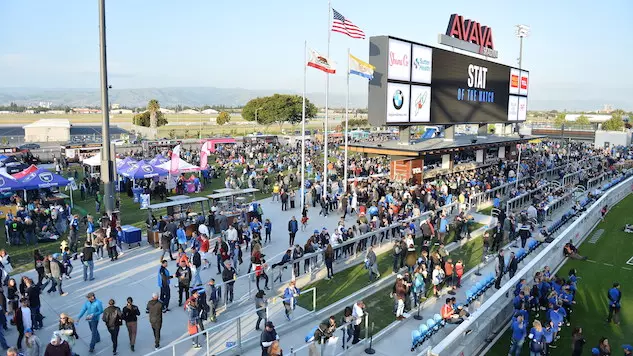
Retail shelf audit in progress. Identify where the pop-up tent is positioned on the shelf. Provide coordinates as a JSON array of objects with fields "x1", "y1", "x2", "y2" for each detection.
[
  {"x1": 12, "y1": 165, "x2": 38, "y2": 179},
  {"x1": 148, "y1": 154, "x2": 169, "y2": 166},
  {"x1": 119, "y1": 160, "x2": 169, "y2": 179},
  {"x1": 17, "y1": 168, "x2": 70, "y2": 190},
  {"x1": 82, "y1": 153, "x2": 101, "y2": 167},
  {"x1": 157, "y1": 158, "x2": 200, "y2": 174},
  {"x1": 0, "y1": 175, "x2": 25, "y2": 192}
]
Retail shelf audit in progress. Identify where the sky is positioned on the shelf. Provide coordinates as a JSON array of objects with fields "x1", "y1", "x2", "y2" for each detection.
[{"x1": 0, "y1": 0, "x2": 632, "y2": 108}]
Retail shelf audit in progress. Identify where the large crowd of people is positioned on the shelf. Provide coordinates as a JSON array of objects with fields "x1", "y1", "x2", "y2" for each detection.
[{"x1": 0, "y1": 137, "x2": 630, "y2": 356}]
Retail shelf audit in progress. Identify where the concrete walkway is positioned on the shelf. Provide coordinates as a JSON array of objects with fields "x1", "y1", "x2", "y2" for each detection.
[{"x1": 5, "y1": 195, "x2": 349, "y2": 356}]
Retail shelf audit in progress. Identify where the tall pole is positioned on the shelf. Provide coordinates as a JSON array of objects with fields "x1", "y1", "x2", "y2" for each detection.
[
  {"x1": 301, "y1": 40, "x2": 307, "y2": 209},
  {"x1": 343, "y1": 48, "x2": 350, "y2": 193},
  {"x1": 323, "y1": 0, "x2": 331, "y2": 197},
  {"x1": 98, "y1": 0, "x2": 115, "y2": 215},
  {"x1": 518, "y1": 36, "x2": 523, "y2": 69},
  {"x1": 515, "y1": 143, "x2": 521, "y2": 190}
]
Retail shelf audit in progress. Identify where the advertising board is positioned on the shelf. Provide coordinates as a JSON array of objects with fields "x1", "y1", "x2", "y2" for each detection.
[{"x1": 367, "y1": 35, "x2": 530, "y2": 126}]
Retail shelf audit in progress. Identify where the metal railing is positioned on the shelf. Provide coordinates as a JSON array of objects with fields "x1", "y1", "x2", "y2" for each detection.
[
  {"x1": 145, "y1": 287, "x2": 317, "y2": 356},
  {"x1": 505, "y1": 182, "x2": 551, "y2": 214},
  {"x1": 287, "y1": 312, "x2": 370, "y2": 356}
]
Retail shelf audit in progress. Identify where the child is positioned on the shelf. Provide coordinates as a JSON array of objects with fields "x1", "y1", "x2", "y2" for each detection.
[
  {"x1": 62, "y1": 247, "x2": 73, "y2": 279},
  {"x1": 264, "y1": 219, "x2": 272, "y2": 244}
]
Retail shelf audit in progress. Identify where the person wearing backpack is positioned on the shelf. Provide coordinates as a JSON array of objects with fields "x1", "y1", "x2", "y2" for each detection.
[
  {"x1": 102, "y1": 299, "x2": 123, "y2": 355},
  {"x1": 527, "y1": 320, "x2": 546, "y2": 356}
]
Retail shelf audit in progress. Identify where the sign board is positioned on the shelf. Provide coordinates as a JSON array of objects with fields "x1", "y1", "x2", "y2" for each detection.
[
  {"x1": 439, "y1": 14, "x2": 498, "y2": 58},
  {"x1": 368, "y1": 35, "x2": 529, "y2": 126}
]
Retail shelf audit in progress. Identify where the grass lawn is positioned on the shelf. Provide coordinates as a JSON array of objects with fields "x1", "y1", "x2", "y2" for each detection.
[
  {"x1": 477, "y1": 205, "x2": 494, "y2": 215},
  {"x1": 487, "y1": 195, "x2": 633, "y2": 355}
]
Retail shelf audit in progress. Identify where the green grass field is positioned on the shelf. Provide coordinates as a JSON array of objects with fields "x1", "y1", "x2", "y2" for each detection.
[{"x1": 487, "y1": 195, "x2": 633, "y2": 355}]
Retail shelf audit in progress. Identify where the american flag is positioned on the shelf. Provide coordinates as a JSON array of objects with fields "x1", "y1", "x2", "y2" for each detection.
[{"x1": 332, "y1": 9, "x2": 365, "y2": 39}]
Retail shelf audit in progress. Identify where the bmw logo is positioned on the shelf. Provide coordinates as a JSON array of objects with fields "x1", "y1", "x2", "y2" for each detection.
[{"x1": 393, "y1": 90, "x2": 404, "y2": 110}]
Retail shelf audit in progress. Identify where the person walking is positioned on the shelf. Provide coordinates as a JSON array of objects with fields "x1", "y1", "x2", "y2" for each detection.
[
  {"x1": 58, "y1": 313, "x2": 79, "y2": 356},
  {"x1": 76, "y1": 292, "x2": 104, "y2": 353},
  {"x1": 607, "y1": 282, "x2": 621, "y2": 324},
  {"x1": 157, "y1": 260, "x2": 173, "y2": 312},
  {"x1": 324, "y1": 244, "x2": 334, "y2": 280},
  {"x1": 14, "y1": 298, "x2": 31, "y2": 350},
  {"x1": 48, "y1": 254, "x2": 67, "y2": 296},
  {"x1": 160, "y1": 231, "x2": 176, "y2": 262},
  {"x1": 494, "y1": 249, "x2": 506, "y2": 289},
  {"x1": 23, "y1": 328, "x2": 41, "y2": 356},
  {"x1": 507, "y1": 252, "x2": 518, "y2": 279},
  {"x1": 351, "y1": 301, "x2": 365, "y2": 345},
  {"x1": 81, "y1": 241, "x2": 96, "y2": 282},
  {"x1": 287, "y1": 217, "x2": 298, "y2": 246},
  {"x1": 206, "y1": 279, "x2": 218, "y2": 322},
  {"x1": 24, "y1": 278, "x2": 43, "y2": 330},
  {"x1": 282, "y1": 281, "x2": 300, "y2": 321},
  {"x1": 259, "y1": 321, "x2": 279, "y2": 356},
  {"x1": 122, "y1": 297, "x2": 140, "y2": 352},
  {"x1": 190, "y1": 247, "x2": 203, "y2": 286},
  {"x1": 185, "y1": 298, "x2": 201, "y2": 349},
  {"x1": 221, "y1": 261, "x2": 237, "y2": 304},
  {"x1": 255, "y1": 290, "x2": 268, "y2": 330},
  {"x1": 175, "y1": 260, "x2": 192, "y2": 307},
  {"x1": 102, "y1": 299, "x2": 123, "y2": 355},
  {"x1": 146, "y1": 293, "x2": 163, "y2": 351}
]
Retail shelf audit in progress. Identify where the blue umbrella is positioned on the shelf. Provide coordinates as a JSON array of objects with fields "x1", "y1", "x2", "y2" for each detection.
[
  {"x1": 148, "y1": 154, "x2": 169, "y2": 166},
  {"x1": 119, "y1": 160, "x2": 168, "y2": 179},
  {"x1": 17, "y1": 168, "x2": 69, "y2": 190}
]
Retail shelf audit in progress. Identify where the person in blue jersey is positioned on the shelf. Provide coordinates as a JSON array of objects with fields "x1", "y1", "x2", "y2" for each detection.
[
  {"x1": 508, "y1": 314, "x2": 527, "y2": 356},
  {"x1": 527, "y1": 320, "x2": 546, "y2": 356},
  {"x1": 607, "y1": 282, "x2": 622, "y2": 325},
  {"x1": 157, "y1": 260, "x2": 173, "y2": 312}
]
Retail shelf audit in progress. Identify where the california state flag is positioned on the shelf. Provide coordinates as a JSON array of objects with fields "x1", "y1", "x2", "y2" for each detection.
[
  {"x1": 170, "y1": 144, "x2": 181, "y2": 173},
  {"x1": 307, "y1": 48, "x2": 336, "y2": 74}
]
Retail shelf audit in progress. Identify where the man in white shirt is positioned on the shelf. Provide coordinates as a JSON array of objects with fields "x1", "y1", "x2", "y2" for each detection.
[
  {"x1": 527, "y1": 204, "x2": 538, "y2": 222},
  {"x1": 226, "y1": 225, "x2": 238, "y2": 249},
  {"x1": 351, "y1": 301, "x2": 365, "y2": 344}
]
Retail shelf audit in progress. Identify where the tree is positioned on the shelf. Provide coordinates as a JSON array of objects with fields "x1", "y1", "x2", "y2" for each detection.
[
  {"x1": 132, "y1": 111, "x2": 168, "y2": 127},
  {"x1": 216, "y1": 111, "x2": 231, "y2": 125},
  {"x1": 601, "y1": 114, "x2": 625, "y2": 131},
  {"x1": 575, "y1": 114, "x2": 591, "y2": 126},
  {"x1": 242, "y1": 94, "x2": 318, "y2": 129},
  {"x1": 553, "y1": 113, "x2": 566, "y2": 127},
  {"x1": 147, "y1": 99, "x2": 160, "y2": 129}
]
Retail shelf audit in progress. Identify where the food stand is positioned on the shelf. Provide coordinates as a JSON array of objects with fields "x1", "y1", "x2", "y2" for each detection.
[
  {"x1": 144, "y1": 197, "x2": 208, "y2": 245},
  {"x1": 207, "y1": 188, "x2": 259, "y2": 226}
]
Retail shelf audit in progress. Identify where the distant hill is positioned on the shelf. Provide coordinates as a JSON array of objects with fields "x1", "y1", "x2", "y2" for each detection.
[
  {"x1": 0, "y1": 87, "x2": 368, "y2": 109},
  {"x1": 0, "y1": 87, "x2": 628, "y2": 112}
]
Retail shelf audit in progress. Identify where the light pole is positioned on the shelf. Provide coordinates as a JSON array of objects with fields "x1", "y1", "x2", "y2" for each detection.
[
  {"x1": 98, "y1": 0, "x2": 115, "y2": 216},
  {"x1": 515, "y1": 24, "x2": 530, "y2": 69}
]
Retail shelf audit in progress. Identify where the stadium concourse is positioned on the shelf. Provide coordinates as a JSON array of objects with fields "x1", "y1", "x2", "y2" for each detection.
[{"x1": 8, "y1": 195, "x2": 350, "y2": 356}]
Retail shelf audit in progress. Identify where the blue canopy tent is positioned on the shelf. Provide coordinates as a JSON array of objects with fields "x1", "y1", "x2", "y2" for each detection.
[
  {"x1": 119, "y1": 160, "x2": 169, "y2": 179},
  {"x1": 0, "y1": 176, "x2": 25, "y2": 193},
  {"x1": 148, "y1": 154, "x2": 169, "y2": 166},
  {"x1": 17, "y1": 169, "x2": 70, "y2": 190}
]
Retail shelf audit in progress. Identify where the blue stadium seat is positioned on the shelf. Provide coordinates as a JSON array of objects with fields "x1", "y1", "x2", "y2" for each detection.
[{"x1": 411, "y1": 330, "x2": 421, "y2": 346}]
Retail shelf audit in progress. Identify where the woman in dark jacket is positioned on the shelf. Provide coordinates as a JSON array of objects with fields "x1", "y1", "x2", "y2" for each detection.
[{"x1": 7, "y1": 278, "x2": 18, "y2": 317}]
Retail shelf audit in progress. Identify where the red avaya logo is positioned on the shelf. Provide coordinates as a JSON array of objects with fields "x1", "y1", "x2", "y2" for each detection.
[
  {"x1": 520, "y1": 77, "x2": 528, "y2": 89},
  {"x1": 389, "y1": 51, "x2": 409, "y2": 67}
]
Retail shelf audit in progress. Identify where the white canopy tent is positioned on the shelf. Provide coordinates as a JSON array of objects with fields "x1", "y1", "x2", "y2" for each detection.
[
  {"x1": 82, "y1": 153, "x2": 102, "y2": 167},
  {"x1": 157, "y1": 158, "x2": 200, "y2": 174}
]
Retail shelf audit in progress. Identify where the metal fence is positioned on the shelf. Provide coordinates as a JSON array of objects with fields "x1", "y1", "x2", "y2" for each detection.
[
  {"x1": 504, "y1": 182, "x2": 552, "y2": 214},
  {"x1": 145, "y1": 287, "x2": 317, "y2": 356}
]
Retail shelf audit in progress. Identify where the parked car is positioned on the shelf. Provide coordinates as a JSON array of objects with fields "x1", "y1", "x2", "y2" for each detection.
[{"x1": 19, "y1": 143, "x2": 40, "y2": 150}]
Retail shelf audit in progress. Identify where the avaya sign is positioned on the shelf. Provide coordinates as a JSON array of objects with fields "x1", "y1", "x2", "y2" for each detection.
[{"x1": 438, "y1": 13, "x2": 498, "y2": 58}]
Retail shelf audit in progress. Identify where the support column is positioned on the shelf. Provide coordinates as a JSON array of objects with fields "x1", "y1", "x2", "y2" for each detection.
[
  {"x1": 476, "y1": 149, "x2": 484, "y2": 163},
  {"x1": 477, "y1": 124, "x2": 488, "y2": 136},
  {"x1": 444, "y1": 125, "x2": 455, "y2": 141},
  {"x1": 441, "y1": 153, "x2": 452, "y2": 170},
  {"x1": 498, "y1": 146, "x2": 506, "y2": 159},
  {"x1": 398, "y1": 126, "x2": 411, "y2": 145}
]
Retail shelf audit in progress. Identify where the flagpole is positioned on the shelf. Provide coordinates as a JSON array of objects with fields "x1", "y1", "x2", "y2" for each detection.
[
  {"x1": 344, "y1": 48, "x2": 350, "y2": 193},
  {"x1": 323, "y1": 0, "x2": 331, "y2": 198},
  {"x1": 301, "y1": 40, "x2": 307, "y2": 209}
]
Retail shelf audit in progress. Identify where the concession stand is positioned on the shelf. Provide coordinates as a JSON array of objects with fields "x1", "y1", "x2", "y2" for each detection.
[{"x1": 144, "y1": 196, "x2": 208, "y2": 244}]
